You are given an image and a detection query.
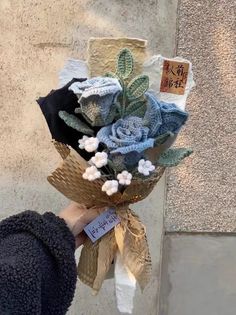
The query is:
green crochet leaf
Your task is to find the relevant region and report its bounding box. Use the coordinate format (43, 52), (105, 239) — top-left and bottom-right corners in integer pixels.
(124, 100), (147, 117)
(154, 132), (174, 146)
(116, 48), (134, 79)
(157, 148), (193, 167)
(104, 107), (119, 125)
(110, 155), (125, 173)
(127, 75), (149, 100)
(106, 159), (116, 175)
(58, 111), (94, 135)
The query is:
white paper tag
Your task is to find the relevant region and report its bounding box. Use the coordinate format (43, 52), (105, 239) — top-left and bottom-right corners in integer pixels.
(84, 208), (120, 243)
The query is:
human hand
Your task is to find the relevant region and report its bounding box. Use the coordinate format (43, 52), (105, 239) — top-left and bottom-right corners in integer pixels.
(59, 202), (104, 248)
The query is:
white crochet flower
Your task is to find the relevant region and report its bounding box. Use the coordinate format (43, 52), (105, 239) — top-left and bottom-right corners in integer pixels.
(78, 135), (89, 149)
(117, 170), (132, 185)
(82, 166), (101, 181)
(138, 159), (155, 176)
(91, 152), (108, 168)
(84, 137), (99, 152)
(102, 180), (119, 196)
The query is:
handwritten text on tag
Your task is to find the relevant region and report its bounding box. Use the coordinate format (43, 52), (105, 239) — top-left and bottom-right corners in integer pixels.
(160, 59), (189, 95)
(84, 208), (120, 243)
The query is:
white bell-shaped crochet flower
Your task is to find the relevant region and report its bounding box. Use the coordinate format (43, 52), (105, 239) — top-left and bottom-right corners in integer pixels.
(117, 170), (132, 185)
(84, 137), (99, 152)
(102, 180), (119, 196)
(138, 159), (155, 176)
(82, 166), (101, 181)
(91, 152), (108, 168)
(78, 135), (89, 149)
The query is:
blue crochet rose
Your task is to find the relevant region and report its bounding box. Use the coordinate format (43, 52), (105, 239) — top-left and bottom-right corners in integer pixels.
(69, 77), (122, 126)
(97, 93), (188, 156)
(144, 92), (188, 137)
(97, 116), (155, 154)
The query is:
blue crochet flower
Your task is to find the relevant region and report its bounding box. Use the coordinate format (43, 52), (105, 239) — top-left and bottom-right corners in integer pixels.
(97, 93), (188, 157)
(69, 77), (122, 126)
(144, 92), (188, 137)
(97, 116), (155, 154)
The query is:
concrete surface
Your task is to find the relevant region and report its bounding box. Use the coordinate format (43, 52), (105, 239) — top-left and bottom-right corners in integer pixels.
(165, 0), (236, 232)
(0, 1), (178, 314)
(159, 234), (236, 315)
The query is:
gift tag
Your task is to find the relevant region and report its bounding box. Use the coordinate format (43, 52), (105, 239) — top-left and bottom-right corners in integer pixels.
(160, 59), (189, 95)
(84, 208), (120, 243)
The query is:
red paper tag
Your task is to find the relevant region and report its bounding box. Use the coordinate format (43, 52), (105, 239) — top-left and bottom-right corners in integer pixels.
(160, 60), (189, 95)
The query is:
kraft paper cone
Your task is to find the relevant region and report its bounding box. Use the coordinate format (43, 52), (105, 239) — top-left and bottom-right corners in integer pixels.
(78, 230), (117, 292)
(53, 140), (70, 159)
(115, 209), (152, 290)
(48, 144), (164, 208)
(92, 230), (117, 292)
(77, 237), (99, 288)
(48, 142), (165, 291)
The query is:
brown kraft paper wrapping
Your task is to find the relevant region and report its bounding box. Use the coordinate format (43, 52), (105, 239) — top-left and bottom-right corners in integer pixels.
(48, 142), (165, 291)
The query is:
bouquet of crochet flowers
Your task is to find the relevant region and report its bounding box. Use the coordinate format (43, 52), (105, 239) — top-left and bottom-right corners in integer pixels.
(37, 38), (193, 313)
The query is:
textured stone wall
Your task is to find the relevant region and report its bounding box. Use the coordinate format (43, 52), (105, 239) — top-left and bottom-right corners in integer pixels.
(160, 2), (236, 313)
(165, 0), (236, 232)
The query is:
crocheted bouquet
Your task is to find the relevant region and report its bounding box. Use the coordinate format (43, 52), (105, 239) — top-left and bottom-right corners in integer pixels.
(38, 41), (193, 313)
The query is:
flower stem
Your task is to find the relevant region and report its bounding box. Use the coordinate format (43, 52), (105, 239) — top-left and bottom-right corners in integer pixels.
(119, 78), (126, 118)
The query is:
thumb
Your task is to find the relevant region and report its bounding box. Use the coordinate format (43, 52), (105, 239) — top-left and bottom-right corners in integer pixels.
(71, 207), (105, 236)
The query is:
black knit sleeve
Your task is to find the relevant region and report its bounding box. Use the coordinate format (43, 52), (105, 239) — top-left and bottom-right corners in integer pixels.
(0, 210), (77, 315)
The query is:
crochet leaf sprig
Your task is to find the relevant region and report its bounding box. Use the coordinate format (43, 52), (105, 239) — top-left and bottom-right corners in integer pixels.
(116, 48), (133, 79)
(126, 75), (149, 100)
(154, 132), (174, 146)
(59, 111), (94, 135)
(124, 99), (147, 118)
(105, 48), (149, 118)
(156, 148), (193, 167)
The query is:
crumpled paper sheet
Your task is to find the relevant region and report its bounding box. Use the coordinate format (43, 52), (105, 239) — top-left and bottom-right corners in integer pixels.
(88, 37), (147, 78)
(58, 58), (88, 88)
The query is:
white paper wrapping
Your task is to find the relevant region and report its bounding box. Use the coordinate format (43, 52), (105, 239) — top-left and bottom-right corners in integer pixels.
(143, 55), (195, 110)
(115, 252), (137, 314)
(59, 59), (89, 88)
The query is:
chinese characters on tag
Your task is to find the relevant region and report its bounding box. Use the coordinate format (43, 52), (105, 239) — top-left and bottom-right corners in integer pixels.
(160, 60), (189, 95)
(84, 208), (121, 243)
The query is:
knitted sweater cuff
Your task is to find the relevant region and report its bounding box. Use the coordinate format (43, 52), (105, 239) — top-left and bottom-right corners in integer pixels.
(0, 210), (76, 261)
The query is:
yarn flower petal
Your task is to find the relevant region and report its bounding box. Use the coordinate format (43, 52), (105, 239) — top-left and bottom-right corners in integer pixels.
(102, 180), (119, 196)
(117, 171), (132, 185)
(138, 159), (155, 176)
(84, 137), (99, 152)
(82, 166), (101, 181)
(78, 135), (89, 149)
(91, 152), (108, 168)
